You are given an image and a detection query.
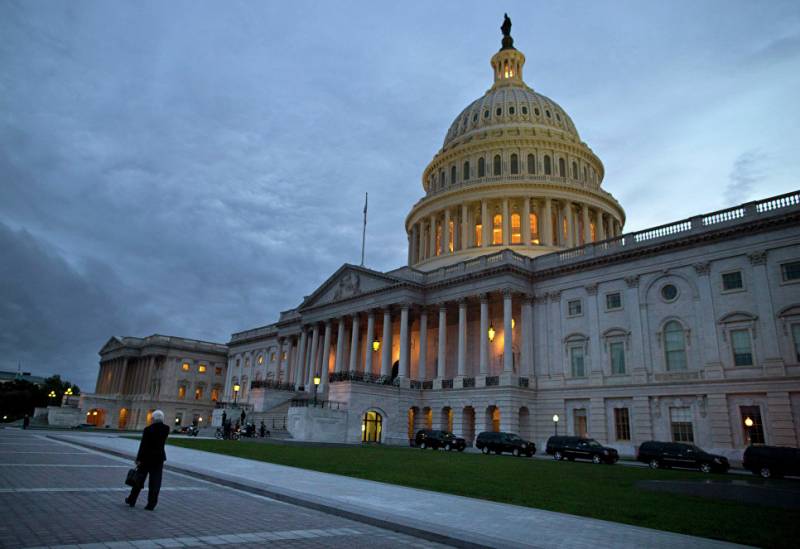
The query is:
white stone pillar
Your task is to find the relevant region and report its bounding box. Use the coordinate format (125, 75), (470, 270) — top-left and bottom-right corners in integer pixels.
(503, 290), (513, 373)
(348, 314), (360, 372)
(543, 198), (553, 246)
(437, 304), (447, 378)
(429, 214), (437, 256)
(418, 310), (428, 380)
(749, 251), (783, 372)
(457, 299), (467, 377)
(461, 203), (469, 251)
(276, 337), (285, 382)
(582, 203), (591, 244)
(480, 294), (489, 375)
(320, 320), (332, 391)
(399, 305), (410, 379)
(481, 200), (489, 248)
(521, 296), (533, 377)
(597, 211), (606, 241)
(365, 311), (375, 375)
(565, 203), (574, 247)
(522, 198), (531, 245)
(334, 318), (346, 373)
(306, 325), (319, 393)
(502, 198), (510, 246)
(443, 208), (451, 254)
(417, 222), (425, 261)
(381, 308), (392, 377)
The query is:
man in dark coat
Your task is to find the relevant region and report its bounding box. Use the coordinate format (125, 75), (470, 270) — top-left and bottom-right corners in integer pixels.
(126, 409), (169, 510)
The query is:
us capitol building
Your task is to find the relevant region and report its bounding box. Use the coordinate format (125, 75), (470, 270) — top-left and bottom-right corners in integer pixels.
(81, 21), (800, 458)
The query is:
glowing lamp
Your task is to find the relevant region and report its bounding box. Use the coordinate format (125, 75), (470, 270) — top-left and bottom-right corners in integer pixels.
(92, 411), (98, 416)
(65, 388), (73, 395)
(744, 417), (754, 427)
(313, 376), (321, 386)
(372, 339), (381, 352)
(175, 417), (180, 424)
(198, 417), (203, 422)
(233, 384), (240, 393)
(487, 324), (496, 342)
(552, 414), (559, 423)
(512, 318), (516, 329)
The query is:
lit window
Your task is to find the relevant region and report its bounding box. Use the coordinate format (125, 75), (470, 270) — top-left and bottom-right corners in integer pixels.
(493, 155), (501, 176)
(436, 224), (442, 255)
(661, 284), (678, 301)
(614, 408), (630, 440)
(740, 406), (765, 444)
(281, 351), (287, 360)
(211, 387), (220, 402)
(527, 153), (535, 174)
(568, 299), (582, 316)
(492, 214), (503, 245)
(722, 271), (743, 291)
(573, 409), (587, 437)
(606, 292), (622, 310)
(670, 407), (694, 442)
(610, 341), (626, 374)
(511, 213), (521, 244)
(475, 219), (483, 247)
(194, 387), (203, 400)
(544, 155), (552, 175)
(257, 355), (264, 365)
(510, 154), (518, 174)
(731, 329), (753, 366)
(181, 363), (190, 371)
(215, 367), (222, 376)
(590, 221), (596, 242)
(664, 321), (687, 370)
(530, 212), (539, 244)
(270, 352), (276, 362)
(570, 346), (585, 377)
(781, 261), (800, 282)
(198, 364), (206, 373)
(178, 386), (186, 399)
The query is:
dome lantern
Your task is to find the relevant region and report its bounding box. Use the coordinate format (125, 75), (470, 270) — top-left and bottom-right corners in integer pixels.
(491, 14), (526, 89)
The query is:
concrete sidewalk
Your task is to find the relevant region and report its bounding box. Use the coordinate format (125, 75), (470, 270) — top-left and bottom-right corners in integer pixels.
(51, 432), (748, 549)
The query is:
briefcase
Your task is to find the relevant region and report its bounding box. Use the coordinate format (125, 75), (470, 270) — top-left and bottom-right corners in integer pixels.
(125, 467), (141, 487)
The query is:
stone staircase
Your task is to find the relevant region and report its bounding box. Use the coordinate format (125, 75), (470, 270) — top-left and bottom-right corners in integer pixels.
(248, 400), (293, 438)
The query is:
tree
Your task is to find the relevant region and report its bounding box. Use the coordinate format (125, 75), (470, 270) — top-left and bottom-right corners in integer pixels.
(0, 375), (81, 422)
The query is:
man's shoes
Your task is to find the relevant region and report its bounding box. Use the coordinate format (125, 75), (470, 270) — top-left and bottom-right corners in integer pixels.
(125, 497), (135, 507)
(144, 505), (155, 511)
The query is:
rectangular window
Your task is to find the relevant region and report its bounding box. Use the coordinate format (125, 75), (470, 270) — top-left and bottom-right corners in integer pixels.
(211, 387), (219, 402)
(792, 324), (800, 362)
(606, 292), (622, 310)
(781, 261), (800, 282)
(740, 405), (765, 445)
(670, 407), (694, 442)
(567, 299), (582, 316)
(731, 329), (753, 366)
(475, 223), (482, 247)
(194, 387), (203, 400)
(177, 385), (186, 399)
(198, 364), (206, 373)
(215, 366), (223, 376)
(614, 408), (631, 441)
(721, 271), (743, 291)
(181, 362), (190, 371)
(570, 346), (585, 377)
(610, 341), (626, 374)
(573, 409), (588, 437)
(449, 220), (455, 252)
(270, 352), (276, 362)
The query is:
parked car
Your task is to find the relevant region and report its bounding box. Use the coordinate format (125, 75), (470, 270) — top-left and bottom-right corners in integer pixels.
(743, 445), (800, 478)
(636, 441), (729, 473)
(475, 431), (536, 457)
(545, 436), (619, 464)
(414, 429), (466, 451)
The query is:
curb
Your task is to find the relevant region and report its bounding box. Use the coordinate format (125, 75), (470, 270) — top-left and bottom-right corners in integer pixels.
(49, 435), (507, 549)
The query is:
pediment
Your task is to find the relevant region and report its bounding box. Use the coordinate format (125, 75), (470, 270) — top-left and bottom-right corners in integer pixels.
(299, 264), (402, 310)
(718, 311), (758, 324)
(99, 336), (124, 355)
(778, 304), (800, 318)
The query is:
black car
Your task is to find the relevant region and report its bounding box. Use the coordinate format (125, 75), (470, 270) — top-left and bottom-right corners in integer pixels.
(743, 445), (800, 478)
(636, 441), (729, 473)
(545, 436), (619, 464)
(414, 429), (466, 451)
(475, 431), (536, 457)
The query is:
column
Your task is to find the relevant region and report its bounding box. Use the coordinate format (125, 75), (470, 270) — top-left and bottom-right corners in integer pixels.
(418, 309), (428, 380)
(522, 198), (531, 245)
(479, 295), (489, 375)
(319, 320), (332, 391)
(276, 337), (285, 381)
(365, 311), (375, 375)
(749, 251), (783, 372)
(543, 197), (553, 246)
(481, 200), (489, 248)
(334, 318), (346, 373)
(565, 203), (574, 247)
(443, 208), (451, 254)
(417, 222), (425, 261)
(503, 290), (513, 373)
(457, 299), (467, 377)
(521, 296), (533, 377)
(399, 304), (410, 379)
(348, 314), (360, 372)
(429, 214), (437, 256)
(381, 308), (392, 377)
(437, 304), (447, 378)
(596, 211), (606, 241)
(306, 325), (319, 393)
(582, 203), (591, 244)
(502, 198), (510, 245)
(461, 203), (469, 251)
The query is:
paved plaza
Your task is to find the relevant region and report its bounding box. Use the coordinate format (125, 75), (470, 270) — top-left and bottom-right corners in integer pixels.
(0, 429), (445, 549)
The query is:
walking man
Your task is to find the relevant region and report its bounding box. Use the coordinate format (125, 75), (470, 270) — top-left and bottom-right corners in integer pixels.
(126, 409), (169, 510)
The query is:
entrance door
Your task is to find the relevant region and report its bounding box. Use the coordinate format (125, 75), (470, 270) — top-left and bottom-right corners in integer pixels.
(573, 409), (588, 437)
(362, 411), (382, 443)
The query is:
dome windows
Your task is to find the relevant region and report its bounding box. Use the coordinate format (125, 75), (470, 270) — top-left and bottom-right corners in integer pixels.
(522, 106), (528, 115)
(527, 154), (536, 174)
(463, 161), (470, 181)
(478, 157), (486, 177)
(484, 109), (490, 119)
(510, 154), (519, 175)
(451, 166), (456, 185)
(509, 106), (516, 115)
(496, 107), (502, 116)
(559, 158), (566, 177)
(545, 110), (551, 118)
(493, 155), (501, 176)
(544, 155), (552, 175)
(472, 113), (478, 123)
(534, 107), (540, 116)
(492, 214), (503, 244)
(556, 113), (561, 122)
(572, 161), (578, 179)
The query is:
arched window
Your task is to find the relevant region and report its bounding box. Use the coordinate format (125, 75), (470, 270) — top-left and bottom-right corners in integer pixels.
(478, 157), (485, 177)
(362, 411), (383, 443)
(475, 215), (483, 247)
(492, 213), (503, 245)
(510, 154), (519, 174)
(583, 166), (588, 181)
(439, 170), (445, 187)
(511, 213), (521, 244)
(559, 158), (566, 177)
(463, 161), (470, 181)
(493, 155), (501, 176)
(572, 161), (578, 179)
(527, 153), (536, 174)
(451, 165), (456, 185)
(530, 212), (539, 244)
(664, 321), (687, 371)
(544, 155), (552, 175)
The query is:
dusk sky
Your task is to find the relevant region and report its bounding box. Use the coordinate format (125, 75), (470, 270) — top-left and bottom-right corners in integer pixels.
(2, 1), (799, 390)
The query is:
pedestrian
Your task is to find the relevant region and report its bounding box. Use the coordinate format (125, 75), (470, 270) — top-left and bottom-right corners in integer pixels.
(240, 409), (246, 425)
(126, 409), (169, 510)
(259, 421), (266, 438)
(221, 410), (227, 426)
(22, 414), (30, 430)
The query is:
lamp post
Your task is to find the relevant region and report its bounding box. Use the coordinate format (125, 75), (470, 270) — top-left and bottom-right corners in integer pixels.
(553, 414), (559, 436)
(48, 390), (57, 400)
(233, 383), (240, 405)
(744, 416), (754, 445)
(65, 387), (73, 397)
(313, 375), (321, 406)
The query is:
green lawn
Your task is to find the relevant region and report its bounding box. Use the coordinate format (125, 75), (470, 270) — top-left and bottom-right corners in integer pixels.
(166, 439), (797, 548)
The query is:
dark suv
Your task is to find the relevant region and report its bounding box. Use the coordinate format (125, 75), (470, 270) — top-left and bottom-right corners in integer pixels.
(743, 445), (800, 478)
(637, 441), (729, 473)
(475, 431), (536, 457)
(414, 429), (466, 452)
(545, 436), (619, 464)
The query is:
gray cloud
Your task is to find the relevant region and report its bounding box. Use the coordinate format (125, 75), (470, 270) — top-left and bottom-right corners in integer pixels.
(726, 151), (767, 205)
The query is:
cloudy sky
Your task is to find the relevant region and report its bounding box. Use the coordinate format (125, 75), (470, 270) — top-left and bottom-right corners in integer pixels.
(1, 1), (799, 390)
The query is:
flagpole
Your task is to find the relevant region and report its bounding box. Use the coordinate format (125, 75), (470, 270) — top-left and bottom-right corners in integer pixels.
(360, 192), (368, 266)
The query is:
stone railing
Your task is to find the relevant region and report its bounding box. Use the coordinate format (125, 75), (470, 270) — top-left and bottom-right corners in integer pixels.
(290, 399), (347, 410)
(486, 376), (500, 386)
(214, 401), (254, 411)
(463, 377), (476, 388)
(518, 377), (529, 388)
(441, 379), (454, 389)
(230, 325), (278, 343)
(329, 371), (394, 385)
(250, 380), (295, 391)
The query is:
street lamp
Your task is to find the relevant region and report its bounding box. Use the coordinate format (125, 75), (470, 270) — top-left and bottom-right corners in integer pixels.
(313, 375), (321, 406)
(552, 414), (559, 436)
(233, 383), (240, 405)
(744, 416), (754, 445)
(48, 390), (57, 399)
(487, 324), (496, 342)
(65, 387), (73, 396)
(372, 339), (381, 352)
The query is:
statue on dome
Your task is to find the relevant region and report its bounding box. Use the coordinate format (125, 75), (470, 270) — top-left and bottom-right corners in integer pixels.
(500, 13), (514, 50)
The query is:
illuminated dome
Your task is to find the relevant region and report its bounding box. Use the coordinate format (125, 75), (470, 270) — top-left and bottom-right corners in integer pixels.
(405, 17), (625, 271)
